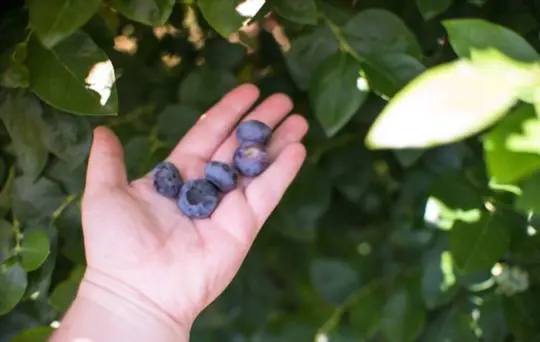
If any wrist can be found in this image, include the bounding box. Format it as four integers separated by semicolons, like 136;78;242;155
51;267;192;342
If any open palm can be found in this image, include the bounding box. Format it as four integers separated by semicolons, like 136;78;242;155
80;84;308;327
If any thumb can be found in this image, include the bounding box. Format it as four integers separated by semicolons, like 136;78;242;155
85;126;128;191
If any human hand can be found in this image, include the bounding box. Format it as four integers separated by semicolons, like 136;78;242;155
75;84;308;336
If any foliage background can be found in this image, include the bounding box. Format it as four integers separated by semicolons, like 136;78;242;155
1;0;540;341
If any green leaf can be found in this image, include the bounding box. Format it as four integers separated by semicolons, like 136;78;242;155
394;149;424;168
343;9;423;60
49;279;79;312
271;0;318;25
177;66;237;111
483;104;540;184
443;19;540;63
10;326;54;342
197;0;244;38
284;26;338;90
365;49;540;149
203;39;245;70
416;0;452;21
449;213;510;275
516;172;540;213
0;262;27;315
124;136;151;180
156;105;201;146
421;238;458;309
349;284;385;338
503;291;540;341
309;258;359;304
41;109;92;170
309;52;369;137
478;294;508;342
0;63;29;88
361;52;425;98
19;229;50;272
422;306;477;342
28;0;100;48
26;31;118;116
0;92;48;181
381;286;426;342
109;0;175;26
11;176;65;223
0;220;14;263
270;163;331;242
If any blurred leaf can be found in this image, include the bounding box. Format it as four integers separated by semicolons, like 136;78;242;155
0;262;27;315
10;326;54;342
479;294;508;342
310;258;359;304
28;0;100;48
197;0;244;38
503;291;540;340
0;63;29;88
11;176;65;223
109;0;175;26
203;39;245;69
366;49;539;149
271;163;331;242
19;229;50;272
422;306;477;342
349;284;385;338
343;9;423;59
394;149;424;168
416;0;452;21
443;19;540;63
284;26;338;90
178;66;237;110
124;136;151;180
516;172;540;213
381;285;426;342
26;31;118;116
309;52;369;137
41;109;92;170
156;105;201;145
483;104;540;184
45;160;86;194
449;212;510;275
421;237;458;309
271;0;318;25
0;92;48;181
49;279;79;312
0;220;14;263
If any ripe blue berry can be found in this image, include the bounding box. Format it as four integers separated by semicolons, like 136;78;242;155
236;120;272;145
152;161;183;198
233;141;270;177
205;161;237;192
177;179;219;219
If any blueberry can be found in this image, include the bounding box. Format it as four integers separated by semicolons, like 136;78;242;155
233;141;270;177
177;179;220;219
205;161;237;192
236;120;272;145
152;161;183;198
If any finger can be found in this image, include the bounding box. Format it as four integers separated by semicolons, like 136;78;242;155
167;83;259;162
245;143;307;227
211;93;294;163
85;126;128;191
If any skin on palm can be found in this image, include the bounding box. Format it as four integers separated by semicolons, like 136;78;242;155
52;84;308;342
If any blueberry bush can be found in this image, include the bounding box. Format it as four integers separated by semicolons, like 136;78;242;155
1;0;540;341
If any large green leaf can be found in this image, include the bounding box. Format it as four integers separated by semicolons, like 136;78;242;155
516;172;540;213
197;0;244;38
28;0;100;48
10;327;54;342
109;0;175;26
156;105;201;145
0;220;14;263
503;291;540;340
478;294;508;342
343;9;423;60
0;92;48;181
49;279;79;312
381;286;426;342
41;108;92;170
309;52;369;137
284;26;338;90
19;228;50;272
416;0;452;20
26;31;118;116
349;284;385;338
449;213;510;275
443;19;540;63
365;49;540;149
11;176;65;223
483;104;540;184
310;258;359;304
422;306;477;342
271;0;318;25
0;262;27;315
421;237;458;309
